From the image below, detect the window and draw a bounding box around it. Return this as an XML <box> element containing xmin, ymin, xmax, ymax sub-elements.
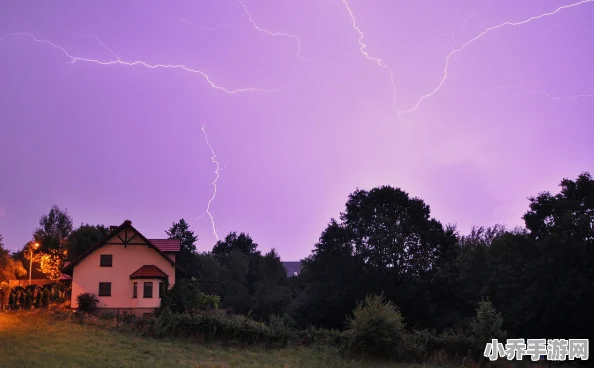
<box><xmin>159</xmin><ymin>282</ymin><xmax>165</xmax><ymax>298</ymax></box>
<box><xmin>98</xmin><ymin>282</ymin><xmax>111</xmax><ymax>296</ymax></box>
<box><xmin>143</xmin><ymin>282</ymin><xmax>153</xmax><ymax>298</ymax></box>
<box><xmin>100</xmin><ymin>255</ymin><xmax>112</xmax><ymax>267</ymax></box>
<box><xmin>133</xmin><ymin>282</ymin><xmax>137</xmax><ymax>298</ymax></box>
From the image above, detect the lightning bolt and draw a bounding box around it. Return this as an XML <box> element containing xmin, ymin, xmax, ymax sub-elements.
<box><xmin>198</xmin><ymin>123</ymin><xmax>221</xmax><ymax>242</ymax></box>
<box><xmin>491</xmin><ymin>85</ymin><xmax>594</xmax><ymax>101</ymax></box>
<box><xmin>237</xmin><ymin>0</ymin><xmax>308</xmax><ymax>61</ymax></box>
<box><xmin>398</xmin><ymin>0</ymin><xmax>594</xmax><ymax>116</ymax></box>
<box><xmin>512</xmin><ymin>10</ymin><xmax>594</xmax><ymax>43</ymax></box>
<box><xmin>0</xmin><ymin>32</ymin><xmax>281</xmax><ymax>94</ymax></box>
<box><xmin>341</xmin><ymin>0</ymin><xmax>398</xmax><ymax>115</ymax></box>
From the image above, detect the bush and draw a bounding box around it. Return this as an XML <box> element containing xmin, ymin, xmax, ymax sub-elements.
<box><xmin>470</xmin><ymin>299</ymin><xmax>506</xmax><ymax>362</ymax></box>
<box><xmin>8</xmin><ymin>293</ymin><xmax>15</xmax><ymax>310</ymax></box>
<box><xmin>34</xmin><ymin>290</ymin><xmax>42</xmax><ymax>308</ymax></box>
<box><xmin>76</xmin><ymin>293</ymin><xmax>99</xmax><ymax>314</ymax></box>
<box><xmin>98</xmin><ymin>310</ymin><xmax>116</xmax><ymax>320</ymax></box>
<box><xmin>42</xmin><ymin>289</ymin><xmax>50</xmax><ymax>308</ymax></box>
<box><xmin>159</xmin><ymin>279</ymin><xmax>220</xmax><ymax>315</ymax></box>
<box><xmin>268</xmin><ymin>315</ymin><xmax>292</xmax><ymax>346</ymax></box>
<box><xmin>399</xmin><ymin>329</ymin><xmax>435</xmax><ymax>362</ymax></box>
<box><xmin>433</xmin><ymin>329</ymin><xmax>474</xmax><ymax>360</ymax></box>
<box><xmin>24</xmin><ymin>290</ymin><xmax>33</xmax><ymax>310</ymax></box>
<box><xmin>18</xmin><ymin>290</ymin><xmax>25</xmax><ymax>307</ymax></box>
<box><xmin>297</xmin><ymin>326</ymin><xmax>345</xmax><ymax>347</ymax></box>
<box><xmin>344</xmin><ymin>294</ymin><xmax>405</xmax><ymax>360</ymax></box>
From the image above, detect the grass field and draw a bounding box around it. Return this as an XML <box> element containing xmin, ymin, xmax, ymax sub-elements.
<box><xmin>0</xmin><ymin>311</ymin><xmax>453</xmax><ymax>368</ymax></box>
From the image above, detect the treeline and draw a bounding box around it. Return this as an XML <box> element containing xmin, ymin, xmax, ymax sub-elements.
<box><xmin>175</xmin><ymin>172</ymin><xmax>593</xmax><ymax>342</ymax></box>
<box><xmin>1</xmin><ymin>172</ymin><xmax>593</xmax><ymax>361</ymax></box>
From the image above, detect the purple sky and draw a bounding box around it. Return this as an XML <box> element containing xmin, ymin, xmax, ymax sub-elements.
<box><xmin>1</xmin><ymin>0</ymin><xmax>593</xmax><ymax>260</ymax></box>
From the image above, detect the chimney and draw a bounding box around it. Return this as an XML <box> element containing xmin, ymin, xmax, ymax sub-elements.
<box><xmin>124</xmin><ymin>220</ymin><xmax>132</xmax><ymax>226</ymax></box>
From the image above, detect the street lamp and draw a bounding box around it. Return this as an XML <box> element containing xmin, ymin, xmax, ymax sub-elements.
<box><xmin>28</xmin><ymin>242</ymin><xmax>39</xmax><ymax>285</ymax></box>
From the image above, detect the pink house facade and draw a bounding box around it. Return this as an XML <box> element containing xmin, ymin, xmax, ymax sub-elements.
<box><xmin>63</xmin><ymin>220</ymin><xmax>184</xmax><ymax>316</ymax></box>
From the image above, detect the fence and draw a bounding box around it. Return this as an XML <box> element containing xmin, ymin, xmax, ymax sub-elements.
<box><xmin>8</xmin><ymin>279</ymin><xmax>53</xmax><ymax>287</ymax></box>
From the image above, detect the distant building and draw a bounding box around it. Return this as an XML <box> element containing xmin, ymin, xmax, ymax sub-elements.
<box><xmin>282</xmin><ymin>261</ymin><xmax>301</xmax><ymax>277</ymax></box>
<box><xmin>63</xmin><ymin>220</ymin><xmax>184</xmax><ymax>316</ymax></box>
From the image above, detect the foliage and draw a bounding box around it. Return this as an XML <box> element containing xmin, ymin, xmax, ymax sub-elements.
<box><xmin>3</xmin><ymin>171</ymin><xmax>593</xmax><ymax>366</ymax></box>
<box><xmin>156</xmin><ymin>309</ymin><xmax>291</xmax><ymax>347</ymax></box>
<box><xmin>35</xmin><ymin>248</ymin><xmax>68</xmax><ymax>283</ymax></box>
<box><xmin>470</xmin><ymin>299</ymin><xmax>506</xmax><ymax>355</ymax></box>
<box><xmin>166</xmin><ymin>219</ymin><xmax>198</xmax><ymax>272</ymax></box>
<box><xmin>212</xmin><ymin>232</ymin><xmax>260</xmax><ymax>259</ymax></box>
<box><xmin>66</xmin><ymin>224</ymin><xmax>109</xmax><ymax>262</ymax></box>
<box><xmin>296</xmin><ymin>186</ymin><xmax>459</xmax><ymax>331</ymax></box>
<box><xmin>1</xmin><ymin>312</ymin><xmax>412</xmax><ymax>368</ymax></box>
<box><xmin>0</xmin><ymin>236</ymin><xmax>27</xmax><ymax>283</ymax></box>
<box><xmin>296</xmin><ymin>326</ymin><xmax>345</xmax><ymax>347</ymax></box>
<box><xmin>344</xmin><ymin>294</ymin><xmax>405</xmax><ymax>360</ymax></box>
<box><xmin>41</xmin><ymin>289</ymin><xmax>50</xmax><ymax>308</ymax></box>
<box><xmin>76</xmin><ymin>293</ymin><xmax>99</xmax><ymax>314</ymax></box>
<box><xmin>33</xmin><ymin>204</ymin><xmax>73</xmax><ymax>253</ymax></box>
<box><xmin>34</xmin><ymin>289</ymin><xmax>42</xmax><ymax>308</ymax></box>
<box><xmin>7</xmin><ymin>292</ymin><xmax>15</xmax><ymax>309</ymax></box>
<box><xmin>159</xmin><ymin>278</ymin><xmax>220</xmax><ymax>314</ymax></box>
<box><xmin>23</xmin><ymin>289</ymin><xmax>33</xmax><ymax>309</ymax></box>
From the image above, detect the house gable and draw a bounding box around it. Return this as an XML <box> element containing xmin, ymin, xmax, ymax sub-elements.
<box><xmin>67</xmin><ymin>220</ymin><xmax>182</xmax><ymax>311</ymax></box>
<box><xmin>63</xmin><ymin>220</ymin><xmax>184</xmax><ymax>276</ymax></box>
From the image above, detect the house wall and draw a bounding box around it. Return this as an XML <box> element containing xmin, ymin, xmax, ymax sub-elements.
<box><xmin>70</xmin><ymin>232</ymin><xmax>176</xmax><ymax>310</ymax></box>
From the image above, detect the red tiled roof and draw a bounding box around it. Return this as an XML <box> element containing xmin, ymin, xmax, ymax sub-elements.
<box><xmin>130</xmin><ymin>265</ymin><xmax>169</xmax><ymax>279</ymax></box>
<box><xmin>148</xmin><ymin>239</ymin><xmax>181</xmax><ymax>252</ymax></box>
<box><xmin>63</xmin><ymin>221</ymin><xmax>186</xmax><ymax>277</ymax></box>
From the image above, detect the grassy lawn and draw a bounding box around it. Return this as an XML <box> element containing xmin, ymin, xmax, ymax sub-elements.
<box><xmin>0</xmin><ymin>311</ymin><xmax>448</xmax><ymax>368</ymax></box>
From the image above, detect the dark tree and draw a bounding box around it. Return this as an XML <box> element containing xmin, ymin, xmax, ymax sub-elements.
<box><xmin>166</xmin><ymin>219</ymin><xmax>198</xmax><ymax>272</ymax></box>
<box><xmin>185</xmin><ymin>252</ymin><xmax>222</xmax><ymax>295</ymax></box>
<box><xmin>67</xmin><ymin>224</ymin><xmax>109</xmax><ymax>261</ymax></box>
<box><xmin>296</xmin><ymin>186</ymin><xmax>458</xmax><ymax>329</ymax></box>
<box><xmin>34</xmin><ymin>205</ymin><xmax>73</xmax><ymax>253</ymax></box>
<box><xmin>0</xmin><ymin>236</ymin><xmax>27</xmax><ymax>283</ymax></box>
<box><xmin>519</xmin><ymin>172</ymin><xmax>594</xmax><ymax>338</ymax></box>
<box><xmin>296</xmin><ymin>220</ymin><xmax>362</xmax><ymax>328</ymax></box>
<box><xmin>250</xmin><ymin>249</ymin><xmax>292</xmax><ymax>320</ymax></box>
<box><xmin>212</xmin><ymin>232</ymin><xmax>260</xmax><ymax>259</ymax></box>
<box><xmin>219</xmin><ymin>249</ymin><xmax>251</xmax><ymax>314</ymax></box>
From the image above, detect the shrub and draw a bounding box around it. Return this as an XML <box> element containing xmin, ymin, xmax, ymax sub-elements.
<box><xmin>159</xmin><ymin>279</ymin><xmax>220</xmax><ymax>315</ymax></box>
<box><xmin>18</xmin><ymin>290</ymin><xmax>25</xmax><ymax>307</ymax></box>
<box><xmin>98</xmin><ymin>310</ymin><xmax>116</xmax><ymax>320</ymax></box>
<box><xmin>433</xmin><ymin>329</ymin><xmax>474</xmax><ymax>360</ymax></box>
<box><xmin>76</xmin><ymin>293</ymin><xmax>99</xmax><ymax>314</ymax></box>
<box><xmin>399</xmin><ymin>329</ymin><xmax>435</xmax><ymax>362</ymax></box>
<box><xmin>153</xmin><ymin>307</ymin><xmax>176</xmax><ymax>338</ymax></box>
<box><xmin>42</xmin><ymin>289</ymin><xmax>50</xmax><ymax>308</ymax></box>
<box><xmin>344</xmin><ymin>294</ymin><xmax>405</xmax><ymax>360</ymax></box>
<box><xmin>24</xmin><ymin>290</ymin><xmax>33</xmax><ymax>310</ymax></box>
<box><xmin>470</xmin><ymin>299</ymin><xmax>506</xmax><ymax>362</ymax></box>
<box><xmin>297</xmin><ymin>326</ymin><xmax>345</xmax><ymax>347</ymax></box>
<box><xmin>268</xmin><ymin>315</ymin><xmax>292</xmax><ymax>346</ymax></box>
<box><xmin>34</xmin><ymin>290</ymin><xmax>42</xmax><ymax>308</ymax></box>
